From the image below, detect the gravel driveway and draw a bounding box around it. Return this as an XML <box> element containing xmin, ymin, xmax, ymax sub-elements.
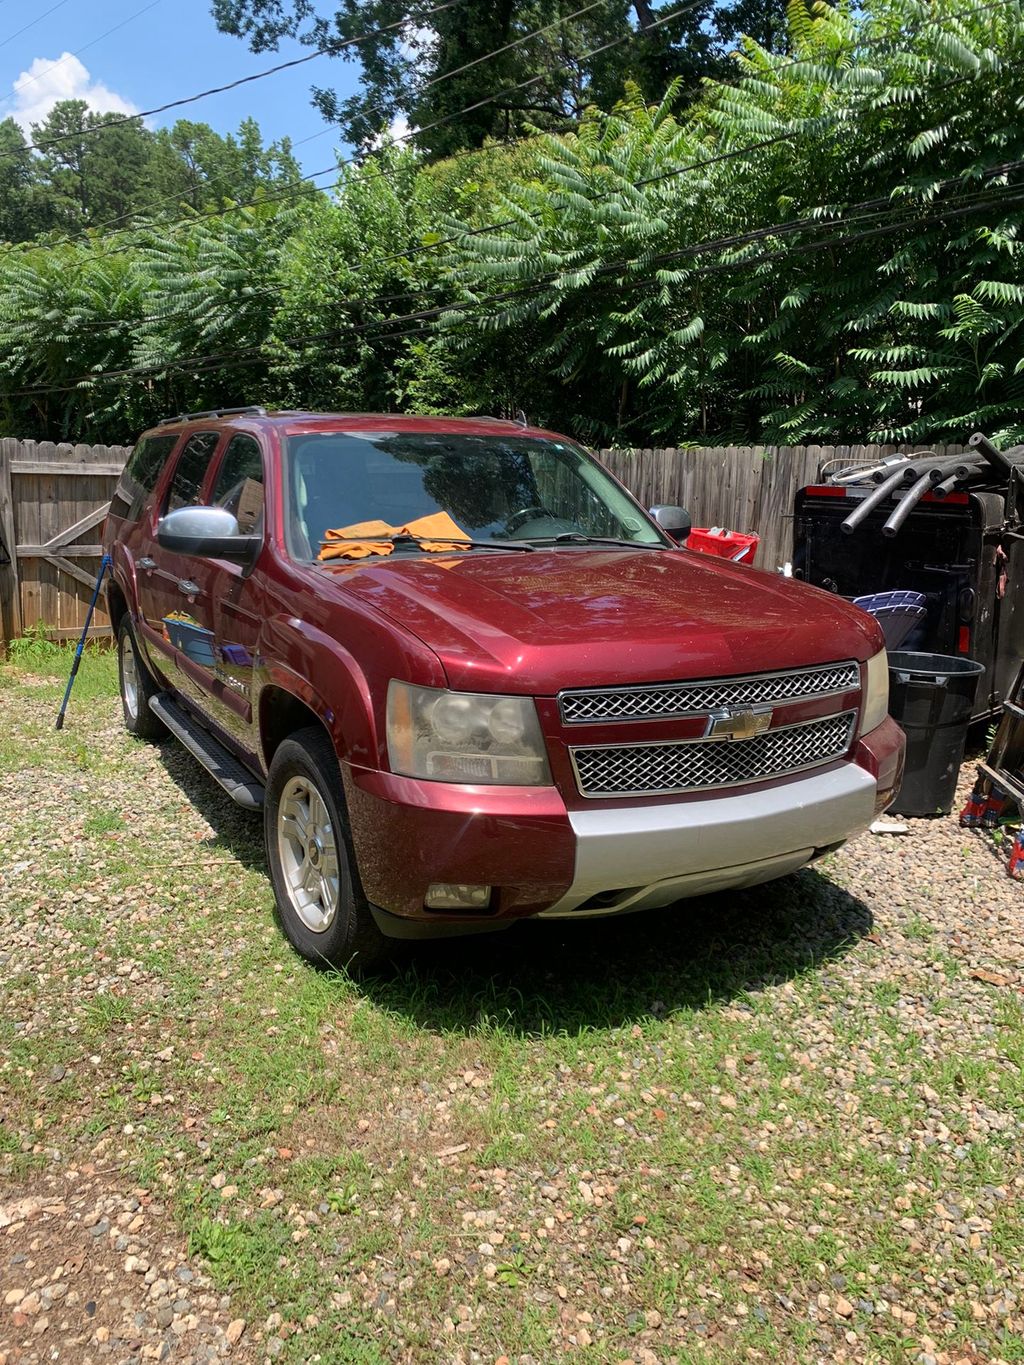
<box><xmin>1</xmin><ymin>659</ymin><xmax>1022</xmax><ymax>1365</ymax></box>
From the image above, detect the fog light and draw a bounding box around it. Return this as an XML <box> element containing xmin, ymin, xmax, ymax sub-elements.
<box><xmin>424</xmin><ymin>883</ymin><xmax>492</xmax><ymax>911</ymax></box>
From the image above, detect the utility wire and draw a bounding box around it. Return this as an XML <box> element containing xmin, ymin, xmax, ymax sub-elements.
<box><xmin>2</xmin><ymin>0</ymin><xmax>465</xmax><ymax>161</ymax></box>
<box><xmin>18</xmin><ymin>3</ymin><xmax>1021</xmax><ymax>343</ymax></box>
<box><xmin>1</xmin><ymin>0</ymin><xmax>1015</xmax><ymax>348</ymax></box>
<box><xmin>0</xmin><ymin>0</ymin><xmax>74</xmax><ymax>53</ymax></box>
<box><xmin>0</xmin><ymin>0</ymin><xmax>705</xmax><ymax>260</ymax></box>
<box><xmin>1</xmin><ymin>0</ymin><xmax>1009</xmax><ymax>331</ymax></box>
<box><xmin>1</xmin><ymin>0</ymin><xmax>1007</xmax><ymax>275</ymax></box>
<box><xmin>59</xmin><ymin>142</ymin><xmax>1024</xmax><ymax>340</ymax></box>
<box><xmin>0</xmin><ymin>0</ymin><xmax>165</xmax><ymax>112</ymax></box>
<box><xmin>10</xmin><ymin>174</ymin><xmax>1022</xmax><ymax>398</ymax></box>
<box><xmin>152</xmin><ymin>185</ymin><xmax>1024</xmax><ymax>380</ymax></box>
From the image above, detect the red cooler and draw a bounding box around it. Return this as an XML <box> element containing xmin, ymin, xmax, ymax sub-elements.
<box><xmin>686</xmin><ymin>527</ymin><xmax>760</xmax><ymax>565</ymax></box>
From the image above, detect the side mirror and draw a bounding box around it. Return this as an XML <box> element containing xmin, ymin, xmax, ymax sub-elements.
<box><xmin>649</xmin><ymin>504</ymin><xmax>692</xmax><ymax>542</ymax></box>
<box><xmin>157</xmin><ymin>506</ymin><xmax>260</xmax><ymax>565</ymax></box>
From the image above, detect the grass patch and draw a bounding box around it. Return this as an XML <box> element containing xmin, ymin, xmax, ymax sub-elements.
<box><xmin>1</xmin><ymin>669</ymin><xmax>1023</xmax><ymax>1362</ymax></box>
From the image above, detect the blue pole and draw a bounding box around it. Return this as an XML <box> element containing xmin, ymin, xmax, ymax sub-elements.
<box><xmin>55</xmin><ymin>553</ymin><xmax>111</xmax><ymax>731</ymax></box>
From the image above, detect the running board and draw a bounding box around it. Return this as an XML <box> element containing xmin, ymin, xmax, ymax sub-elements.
<box><xmin>149</xmin><ymin>693</ymin><xmax>265</xmax><ymax>810</ymax></box>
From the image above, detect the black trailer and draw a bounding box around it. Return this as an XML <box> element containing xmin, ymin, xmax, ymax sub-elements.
<box><xmin>792</xmin><ymin>436</ymin><xmax>1024</xmax><ymax>720</ymax></box>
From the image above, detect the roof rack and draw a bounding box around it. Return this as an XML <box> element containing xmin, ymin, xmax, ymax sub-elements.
<box><xmin>158</xmin><ymin>405</ymin><xmax>267</xmax><ymax>426</ymax></box>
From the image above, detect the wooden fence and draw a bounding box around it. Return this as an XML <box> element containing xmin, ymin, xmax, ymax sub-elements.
<box><xmin>598</xmin><ymin>442</ymin><xmax>965</xmax><ymax>574</ymax></box>
<box><xmin>0</xmin><ymin>436</ymin><xmax>957</xmax><ymax>649</ymax></box>
<box><xmin>0</xmin><ymin>438</ymin><xmax>130</xmax><ymax>649</ymax></box>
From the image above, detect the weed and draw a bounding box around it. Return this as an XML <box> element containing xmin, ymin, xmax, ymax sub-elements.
<box><xmin>8</xmin><ymin>623</ymin><xmax>62</xmax><ymax>667</ymax></box>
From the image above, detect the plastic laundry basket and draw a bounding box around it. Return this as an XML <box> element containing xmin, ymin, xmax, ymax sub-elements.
<box><xmin>853</xmin><ymin>590</ymin><xmax>929</xmax><ymax>650</ymax></box>
<box><xmin>886</xmin><ymin>652</ymin><xmax>985</xmax><ymax>817</ymax></box>
<box><xmin>687</xmin><ymin>527</ymin><xmax>760</xmax><ymax>565</ymax></box>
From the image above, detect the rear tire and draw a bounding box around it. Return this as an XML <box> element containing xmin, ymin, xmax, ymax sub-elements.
<box><xmin>264</xmin><ymin>726</ymin><xmax>386</xmax><ymax>972</ymax></box>
<box><xmin>117</xmin><ymin>619</ymin><xmax>166</xmax><ymax>741</ymax></box>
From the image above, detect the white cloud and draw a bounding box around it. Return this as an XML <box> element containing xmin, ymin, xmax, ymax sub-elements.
<box><xmin>399</xmin><ymin>22</ymin><xmax>436</xmax><ymax>62</ymax></box>
<box><xmin>366</xmin><ymin>113</ymin><xmax>415</xmax><ymax>152</ymax></box>
<box><xmin>10</xmin><ymin>53</ymin><xmax>140</xmax><ymax>133</ymax></box>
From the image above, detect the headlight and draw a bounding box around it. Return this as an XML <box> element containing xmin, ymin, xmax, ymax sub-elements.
<box><xmin>387</xmin><ymin>682</ymin><xmax>552</xmax><ymax>786</ymax></box>
<box><xmin>859</xmin><ymin>648</ymin><xmax>890</xmax><ymax>735</ymax></box>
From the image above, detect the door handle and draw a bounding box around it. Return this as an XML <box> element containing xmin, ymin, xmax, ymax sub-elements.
<box><xmin>177</xmin><ymin>579</ymin><xmax>200</xmax><ymax>596</ymax></box>
<box><xmin>138</xmin><ymin>556</ymin><xmax>156</xmax><ymax>571</ymax></box>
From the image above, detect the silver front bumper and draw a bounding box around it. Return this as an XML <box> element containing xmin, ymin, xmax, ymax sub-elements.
<box><xmin>539</xmin><ymin>761</ymin><xmax>876</xmax><ymax>918</ymax></box>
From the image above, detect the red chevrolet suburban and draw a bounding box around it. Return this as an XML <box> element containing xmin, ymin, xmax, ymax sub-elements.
<box><xmin>103</xmin><ymin>408</ymin><xmax>905</xmax><ymax>968</ymax></box>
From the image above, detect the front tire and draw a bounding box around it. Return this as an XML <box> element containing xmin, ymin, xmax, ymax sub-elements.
<box><xmin>117</xmin><ymin>619</ymin><xmax>166</xmax><ymax>741</ymax></box>
<box><xmin>264</xmin><ymin>727</ymin><xmax>386</xmax><ymax>971</ymax></box>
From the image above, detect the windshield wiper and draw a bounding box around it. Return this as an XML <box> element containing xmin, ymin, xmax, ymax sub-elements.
<box><xmin>542</xmin><ymin>533</ymin><xmax>665</xmax><ymax>549</ymax></box>
<box><xmin>319</xmin><ymin>533</ymin><xmax>535</xmax><ymax>554</ymax></box>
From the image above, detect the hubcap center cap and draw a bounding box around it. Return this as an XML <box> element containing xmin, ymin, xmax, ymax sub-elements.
<box><xmin>306</xmin><ymin>835</ymin><xmax>323</xmax><ymax>869</ymax></box>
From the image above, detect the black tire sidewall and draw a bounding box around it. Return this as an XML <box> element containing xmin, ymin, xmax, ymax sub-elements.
<box><xmin>117</xmin><ymin>620</ymin><xmax>164</xmax><ymax>740</ymax></box>
<box><xmin>264</xmin><ymin>728</ymin><xmax>383</xmax><ymax>971</ymax></box>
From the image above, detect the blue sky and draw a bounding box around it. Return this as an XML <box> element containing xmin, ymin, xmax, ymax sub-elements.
<box><xmin>0</xmin><ymin>0</ymin><xmax>366</xmax><ymax>176</ymax></box>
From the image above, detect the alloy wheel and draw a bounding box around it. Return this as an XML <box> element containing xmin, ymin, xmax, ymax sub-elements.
<box><xmin>276</xmin><ymin>775</ymin><xmax>341</xmax><ymax>933</ymax></box>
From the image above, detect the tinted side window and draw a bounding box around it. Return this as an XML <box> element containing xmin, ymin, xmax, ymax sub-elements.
<box><xmin>164</xmin><ymin>432</ymin><xmax>220</xmax><ymax>513</ymax></box>
<box><xmin>212</xmin><ymin>434</ymin><xmax>264</xmax><ymax>533</ymax></box>
<box><xmin>109</xmin><ymin>435</ymin><xmax>178</xmax><ymax>521</ymax></box>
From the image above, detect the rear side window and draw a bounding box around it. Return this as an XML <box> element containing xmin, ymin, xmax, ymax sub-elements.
<box><xmin>211</xmin><ymin>434</ymin><xmax>264</xmax><ymax>533</ymax></box>
<box><xmin>109</xmin><ymin>434</ymin><xmax>178</xmax><ymax>521</ymax></box>
<box><xmin>164</xmin><ymin>432</ymin><xmax>220</xmax><ymax>513</ymax></box>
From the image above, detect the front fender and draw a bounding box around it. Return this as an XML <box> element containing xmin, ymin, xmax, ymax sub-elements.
<box><xmin>254</xmin><ymin>614</ymin><xmax>445</xmax><ymax>770</ymax></box>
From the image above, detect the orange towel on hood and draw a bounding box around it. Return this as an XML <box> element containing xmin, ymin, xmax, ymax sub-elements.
<box><xmin>319</xmin><ymin>511</ymin><xmax>470</xmax><ymax>560</ymax></box>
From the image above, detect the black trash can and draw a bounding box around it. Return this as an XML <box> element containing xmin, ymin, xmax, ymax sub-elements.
<box><xmin>887</xmin><ymin>652</ymin><xmax>985</xmax><ymax>816</ymax></box>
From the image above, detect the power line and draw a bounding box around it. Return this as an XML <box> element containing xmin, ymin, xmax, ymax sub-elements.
<box><xmin>56</xmin><ymin>140</ymin><xmax>1024</xmax><ymax>343</ymax></box>
<box><xmin>9</xmin><ymin>175</ymin><xmax>1022</xmax><ymax>399</ymax></box>
<box><xmin>0</xmin><ymin>0</ymin><xmax>704</xmax><ymax>261</ymax></box>
<box><xmin>0</xmin><ymin>0</ymin><xmax>165</xmax><ymax>112</ymax></box>
<box><xmin>2</xmin><ymin>0</ymin><xmax>1006</xmax><ymax>273</ymax></box>
<box><xmin>1</xmin><ymin>0</ymin><xmax>1006</xmax><ymax>325</ymax></box>
<box><xmin>0</xmin><ymin>0</ymin><xmax>74</xmax><ymax>53</ymax></box>
<box><xmin>1</xmin><ymin>0</ymin><xmax>1015</xmax><ymax>348</ymax></box>
<box><xmin>2</xmin><ymin>0</ymin><xmax>465</xmax><ymax>161</ymax></box>
<box><xmin>12</xmin><ymin>0</ymin><xmax>1010</xmax><ymax>346</ymax></box>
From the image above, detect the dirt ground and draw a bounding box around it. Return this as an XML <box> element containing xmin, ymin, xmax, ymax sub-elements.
<box><xmin>2</xmin><ymin>663</ymin><xmax>1023</xmax><ymax>1365</ymax></box>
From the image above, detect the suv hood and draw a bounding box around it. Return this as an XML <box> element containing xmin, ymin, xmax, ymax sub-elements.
<box><xmin>322</xmin><ymin>548</ymin><xmax>882</xmax><ymax>692</ymax></box>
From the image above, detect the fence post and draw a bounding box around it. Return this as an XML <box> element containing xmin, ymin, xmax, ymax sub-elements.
<box><xmin>0</xmin><ymin>437</ymin><xmax>22</xmax><ymax>650</ymax></box>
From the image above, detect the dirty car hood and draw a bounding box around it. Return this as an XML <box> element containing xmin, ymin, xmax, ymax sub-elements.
<box><xmin>321</xmin><ymin>547</ymin><xmax>881</xmax><ymax>692</ymax></box>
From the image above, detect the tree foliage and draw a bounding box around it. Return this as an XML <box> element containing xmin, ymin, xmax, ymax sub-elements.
<box><xmin>438</xmin><ymin>0</ymin><xmax>1024</xmax><ymax>443</ymax></box>
<box><xmin>212</xmin><ymin>0</ymin><xmax>787</xmax><ymax>157</ymax></box>
<box><xmin>0</xmin><ymin>104</ymin><xmax>302</xmax><ymax>244</ymax></box>
<box><xmin>3</xmin><ymin>0</ymin><xmax>1024</xmax><ymax>447</ymax></box>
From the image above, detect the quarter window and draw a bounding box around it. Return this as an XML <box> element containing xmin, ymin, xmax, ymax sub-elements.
<box><xmin>164</xmin><ymin>432</ymin><xmax>220</xmax><ymax>513</ymax></box>
<box><xmin>212</xmin><ymin>434</ymin><xmax>265</xmax><ymax>533</ymax></box>
<box><xmin>109</xmin><ymin>434</ymin><xmax>178</xmax><ymax>521</ymax></box>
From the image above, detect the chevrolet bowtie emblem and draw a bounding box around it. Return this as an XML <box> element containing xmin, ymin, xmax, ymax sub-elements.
<box><xmin>706</xmin><ymin>706</ymin><xmax>773</xmax><ymax>741</ymax></box>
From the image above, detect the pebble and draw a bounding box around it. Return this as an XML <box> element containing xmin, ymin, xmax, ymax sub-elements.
<box><xmin>3</xmin><ymin>695</ymin><xmax>1023</xmax><ymax>1364</ymax></box>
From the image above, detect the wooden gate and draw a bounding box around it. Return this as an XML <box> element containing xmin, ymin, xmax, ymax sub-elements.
<box><xmin>0</xmin><ymin>438</ymin><xmax>130</xmax><ymax>649</ymax></box>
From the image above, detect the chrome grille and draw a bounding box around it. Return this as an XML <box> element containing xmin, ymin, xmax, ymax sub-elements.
<box><xmin>559</xmin><ymin>661</ymin><xmax>860</xmax><ymax>724</ymax></box>
<box><xmin>570</xmin><ymin>711</ymin><xmax>857</xmax><ymax>798</ymax></box>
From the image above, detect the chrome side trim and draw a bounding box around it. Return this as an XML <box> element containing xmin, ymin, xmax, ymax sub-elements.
<box><xmin>541</xmin><ymin>762</ymin><xmax>876</xmax><ymax>917</ymax></box>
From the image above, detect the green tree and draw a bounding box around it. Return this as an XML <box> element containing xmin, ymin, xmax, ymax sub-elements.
<box><xmin>0</xmin><ymin>118</ymin><xmax>55</xmax><ymax>243</ymax></box>
<box><xmin>32</xmin><ymin>101</ymin><xmax>155</xmax><ymax>228</ymax></box>
<box><xmin>435</xmin><ymin>0</ymin><xmax>1024</xmax><ymax>444</ymax></box>
<box><xmin>148</xmin><ymin>117</ymin><xmax>303</xmax><ymax>211</ymax></box>
<box><xmin>267</xmin><ymin>146</ymin><xmax>450</xmax><ymax>409</ymax></box>
<box><xmin>212</xmin><ymin>0</ymin><xmax>754</xmax><ymax>158</ymax></box>
<box><xmin>0</xmin><ymin>240</ymin><xmax>145</xmax><ymax>440</ymax></box>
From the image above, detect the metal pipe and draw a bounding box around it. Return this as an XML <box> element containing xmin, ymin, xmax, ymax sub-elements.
<box><xmin>840</xmin><ymin>465</ymin><xmax>916</xmax><ymax>534</ymax></box>
<box><xmin>969</xmin><ymin>431</ymin><xmax>1014</xmax><ymax>478</ymax></box>
<box><xmin>881</xmin><ymin>470</ymin><xmax>938</xmax><ymax>537</ymax></box>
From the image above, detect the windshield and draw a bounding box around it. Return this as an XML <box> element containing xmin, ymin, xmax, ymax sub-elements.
<box><xmin>283</xmin><ymin>431</ymin><xmax>666</xmax><ymax>561</ymax></box>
